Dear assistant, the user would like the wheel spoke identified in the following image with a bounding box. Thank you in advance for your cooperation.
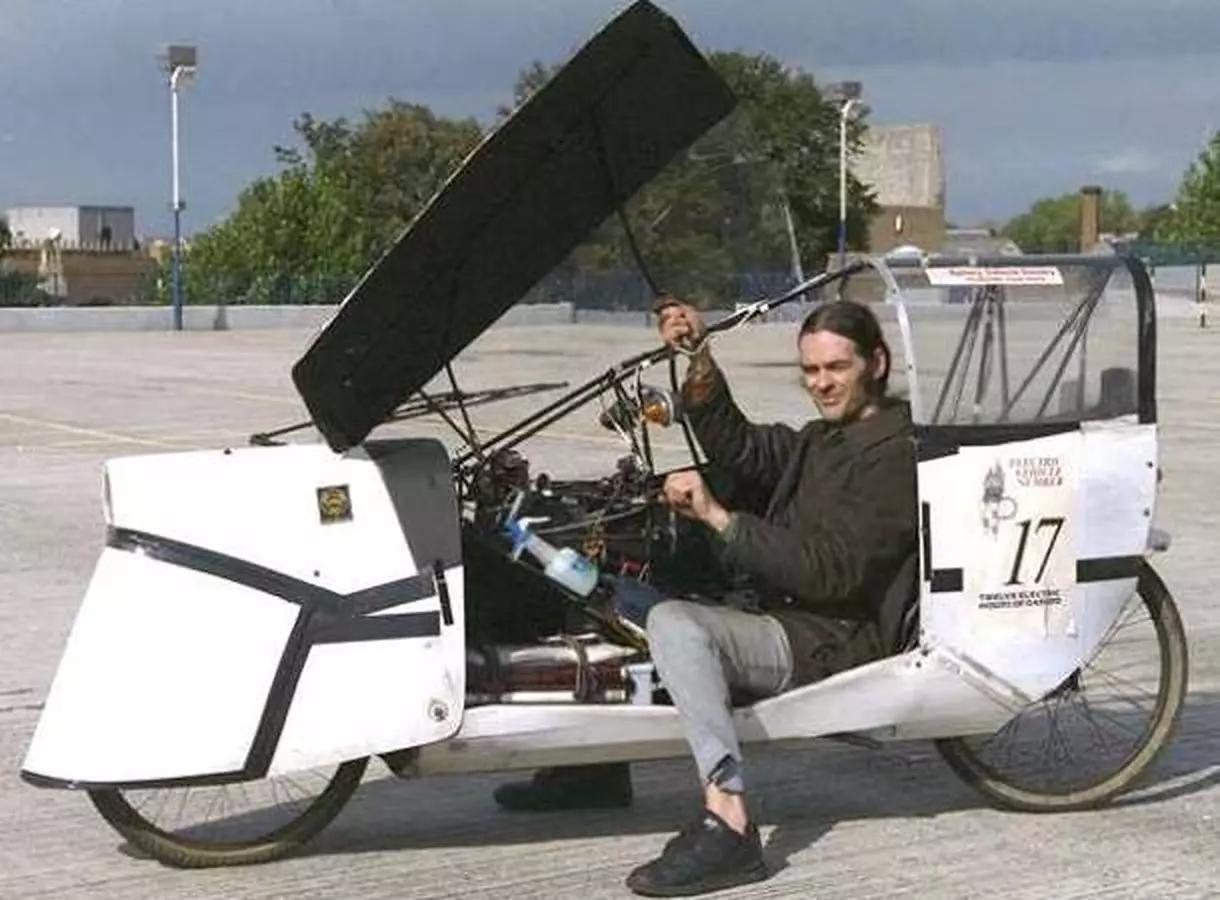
[1069,699,1147,740]
[89,758,368,867]
[938,569,1185,809]
[1071,692,1119,754]
[1084,666,1159,709]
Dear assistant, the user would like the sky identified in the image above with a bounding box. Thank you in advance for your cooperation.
[1,0,1218,240]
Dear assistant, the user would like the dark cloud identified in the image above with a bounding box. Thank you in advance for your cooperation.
[671,0,1220,68]
[0,0,1217,235]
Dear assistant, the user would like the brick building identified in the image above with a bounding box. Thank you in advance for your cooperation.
[2,204,159,305]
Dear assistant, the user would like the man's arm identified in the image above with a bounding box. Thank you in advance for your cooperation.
[681,349,801,497]
[715,439,918,610]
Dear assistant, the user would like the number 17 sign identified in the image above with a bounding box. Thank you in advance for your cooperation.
[962,439,1079,638]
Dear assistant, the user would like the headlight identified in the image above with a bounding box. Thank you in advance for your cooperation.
[639,386,681,428]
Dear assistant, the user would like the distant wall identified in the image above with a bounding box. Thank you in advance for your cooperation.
[2,247,158,305]
[0,283,1205,334]
[0,301,577,332]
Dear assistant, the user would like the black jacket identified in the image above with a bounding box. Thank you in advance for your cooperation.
[684,364,920,687]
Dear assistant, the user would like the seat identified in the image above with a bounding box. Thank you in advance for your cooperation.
[878,551,921,654]
[1095,366,1137,419]
[1058,366,1138,421]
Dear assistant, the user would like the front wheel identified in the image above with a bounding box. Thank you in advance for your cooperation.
[936,562,1188,812]
[88,757,369,868]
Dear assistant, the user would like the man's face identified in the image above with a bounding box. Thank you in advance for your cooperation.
[797,330,883,422]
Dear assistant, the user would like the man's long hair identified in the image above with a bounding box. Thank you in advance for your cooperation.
[798,300,892,398]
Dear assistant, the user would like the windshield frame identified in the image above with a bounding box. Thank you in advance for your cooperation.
[852,252,1158,430]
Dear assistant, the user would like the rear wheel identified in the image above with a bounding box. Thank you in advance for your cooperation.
[936,562,1187,812]
[88,757,369,868]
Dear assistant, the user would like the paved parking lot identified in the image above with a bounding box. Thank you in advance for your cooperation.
[1,312,1218,899]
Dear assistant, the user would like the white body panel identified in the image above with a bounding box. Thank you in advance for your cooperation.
[22,414,1159,785]
[105,443,424,593]
[269,570,466,775]
[23,440,466,786]
[918,422,1156,701]
[24,549,298,783]
[414,647,1017,776]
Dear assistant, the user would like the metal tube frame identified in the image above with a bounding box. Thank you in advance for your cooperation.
[453,262,867,476]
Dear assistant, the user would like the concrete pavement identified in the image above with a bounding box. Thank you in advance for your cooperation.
[1,315,1217,899]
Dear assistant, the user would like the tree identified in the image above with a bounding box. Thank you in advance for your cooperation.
[504,51,877,306]
[495,60,552,120]
[188,102,483,303]
[707,52,875,266]
[1001,189,1141,253]
[1137,203,1176,241]
[190,49,874,307]
[1156,131,1220,245]
[0,216,52,307]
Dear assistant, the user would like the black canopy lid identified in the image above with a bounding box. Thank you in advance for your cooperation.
[290,0,737,452]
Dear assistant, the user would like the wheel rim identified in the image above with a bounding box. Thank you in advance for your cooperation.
[944,579,1184,802]
[95,760,364,852]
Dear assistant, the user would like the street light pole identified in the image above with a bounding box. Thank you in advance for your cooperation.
[160,44,197,331]
[838,96,861,269]
[171,68,184,331]
[832,81,863,269]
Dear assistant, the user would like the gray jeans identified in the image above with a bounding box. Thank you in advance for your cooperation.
[645,599,793,793]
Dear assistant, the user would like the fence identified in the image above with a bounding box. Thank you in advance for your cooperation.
[0,264,806,310]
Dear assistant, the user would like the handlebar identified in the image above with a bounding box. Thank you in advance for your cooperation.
[454,261,866,471]
[621,260,870,374]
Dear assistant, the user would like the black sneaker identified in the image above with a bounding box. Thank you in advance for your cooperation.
[626,809,769,897]
[492,763,633,812]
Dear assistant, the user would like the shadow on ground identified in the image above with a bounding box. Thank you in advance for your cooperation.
[104,689,1220,877]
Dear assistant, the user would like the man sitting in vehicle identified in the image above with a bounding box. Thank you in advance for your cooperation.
[498,296,920,897]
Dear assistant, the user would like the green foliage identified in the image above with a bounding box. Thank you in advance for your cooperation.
[1156,131,1220,244]
[0,218,49,307]
[186,51,874,307]
[188,102,482,304]
[1000,190,1141,253]
[708,52,874,265]
[495,60,552,120]
[1137,204,1176,241]
[507,52,877,307]
[0,270,51,307]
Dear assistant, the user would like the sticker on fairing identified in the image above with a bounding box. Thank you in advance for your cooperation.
[926,266,1064,287]
[959,438,1079,636]
[316,484,353,524]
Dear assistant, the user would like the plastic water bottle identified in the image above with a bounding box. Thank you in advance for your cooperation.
[505,517,600,597]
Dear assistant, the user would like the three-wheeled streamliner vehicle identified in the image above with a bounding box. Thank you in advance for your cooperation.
[21,0,1186,870]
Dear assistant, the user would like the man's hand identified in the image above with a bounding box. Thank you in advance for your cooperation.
[656,299,707,352]
[656,297,718,404]
[662,469,731,532]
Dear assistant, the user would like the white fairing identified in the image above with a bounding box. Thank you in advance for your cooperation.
[414,648,1021,777]
[918,421,1157,701]
[26,549,299,782]
[269,569,465,774]
[23,439,466,786]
